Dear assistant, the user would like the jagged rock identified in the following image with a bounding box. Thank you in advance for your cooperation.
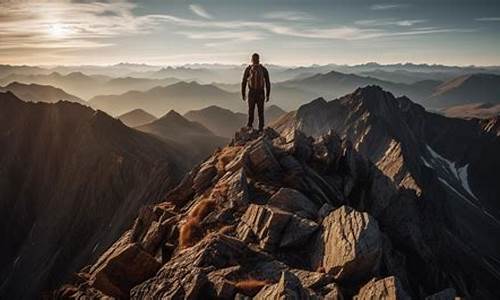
[290,269,334,290]
[355,276,410,300]
[130,206,158,242]
[425,288,458,300]
[311,206,382,281]
[234,127,261,144]
[279,130,315,161]
[317,203,334,220]
[323,283,344,300]
[131,234,246,299]
[88,243,161,298]
[254,271,318,299]
[219,169,250,209]
[268,188,318,219]
[140,215,178,254]
[247,138,282,175]
[207,268,238,299]
[193,162,217,193]
[237,204,291,251]
[280,215,319,248]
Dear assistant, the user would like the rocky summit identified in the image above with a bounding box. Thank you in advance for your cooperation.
[57,125,484,299]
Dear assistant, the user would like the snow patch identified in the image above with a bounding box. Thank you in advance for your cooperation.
[423,144,478,200]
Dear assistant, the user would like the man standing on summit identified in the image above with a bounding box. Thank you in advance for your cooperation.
[241,53,271,132]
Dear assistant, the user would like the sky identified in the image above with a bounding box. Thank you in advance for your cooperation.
[0,0,499,66]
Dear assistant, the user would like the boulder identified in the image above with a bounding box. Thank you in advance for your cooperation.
[290,269,333,290]
[247,138,282,175]
[131,234,246,299]
[280,215,319,248]
[89,243,161,298]
[193,162,217,193]
[355,276,410,300]
[237,204,291,251]
[311,206,382,281]
[254,271,318,299]
[268,188,318,219]
[220,169,250,209]
[207,268,238,299]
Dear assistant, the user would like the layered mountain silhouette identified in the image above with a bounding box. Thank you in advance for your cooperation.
[185,105,287,138]
[57,86,499,299]
[281,70,440,103]
[0,82,85,104]
[90,81,243,116]
[137,110,229,163]
[118,109,157,127]
[442,103,500,119]
[0,91,190,299]
[423,74,500,108]
[0,72,179,99]
[214,82,317,111]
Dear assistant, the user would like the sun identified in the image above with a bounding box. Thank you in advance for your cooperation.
[48,23,71,38]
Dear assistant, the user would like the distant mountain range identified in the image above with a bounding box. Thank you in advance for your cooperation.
[442,103,500,119]
[2,63,500,116]
[0,91,189,298]
[118,109,157,127]
[185,104,287,138]
[280,70,441,102]
[137,110,228,162]
[0,82,85,104]
[0,72,180,99]
[3,62,500,82]
[423,74,500,108]
[90,81,244,116]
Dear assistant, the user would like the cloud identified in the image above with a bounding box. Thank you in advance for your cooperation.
[355,19,427,27]
[0,0,156,50]
[0,0,475,55]
[178,30,264,42]
[263,11,313,21]
[370,4,409,10]
[475,17,500,21]
[189,4,213,19]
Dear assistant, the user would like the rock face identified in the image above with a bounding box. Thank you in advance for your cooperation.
[88,243,161,298]
[312,206,382,281]
[57,88,499,299]
[355,276,410,300]
[274,86,500,299]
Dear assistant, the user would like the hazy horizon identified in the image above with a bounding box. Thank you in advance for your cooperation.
[3,60,500,68]
[1,0,499,66]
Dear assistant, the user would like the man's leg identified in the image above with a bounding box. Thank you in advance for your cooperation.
[257,97,265,131]
[247,96,255,128]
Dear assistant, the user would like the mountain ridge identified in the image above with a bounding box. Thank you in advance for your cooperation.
[0,92,189,299]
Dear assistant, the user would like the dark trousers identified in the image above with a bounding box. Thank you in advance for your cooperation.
[247,89,265,130]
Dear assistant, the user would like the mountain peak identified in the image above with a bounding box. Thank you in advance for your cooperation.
[118,109,157,127]
[59,123,495,299]
[161,109,185,121]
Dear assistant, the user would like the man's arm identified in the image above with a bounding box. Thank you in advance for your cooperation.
[241,66,249,100]
[264,67,271,100]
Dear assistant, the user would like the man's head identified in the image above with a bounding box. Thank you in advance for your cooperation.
[251,53,260,65]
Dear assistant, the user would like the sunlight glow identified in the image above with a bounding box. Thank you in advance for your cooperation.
[48,23,71,38]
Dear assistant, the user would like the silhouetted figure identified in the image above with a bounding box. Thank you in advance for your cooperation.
[241,53,271,132]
